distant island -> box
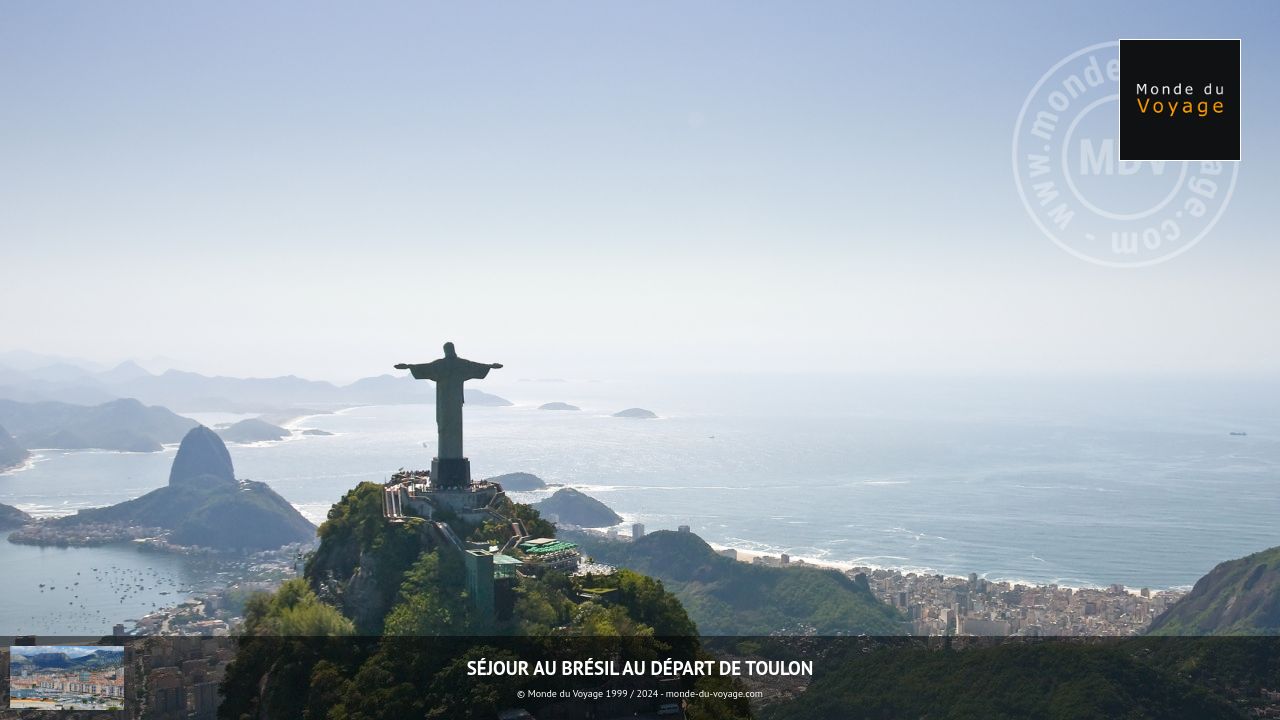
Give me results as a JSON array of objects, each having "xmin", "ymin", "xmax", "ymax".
[
  {"xmin": 301, "ymin": 428, "xmax": 334, "ymax": 436},
  {"xmin": 613, "ymin": 407, "xmax": 658, "ymax": 419},
  {"xmin": 0, "ymin": 502, "xmax": 31, "ymax": 530},
  {"xmin": 0, "ymin": 422, "xmax": 29, "ymax": 470},
  {"xmin": 8, "ymin": 426, "xmax": 315, "ymax": 552},
  {"xmin": 535, "ymin": 487, "xmax": 622, "ymax": 527},
  {"xmin": 538, "ymin": 401, "xmax": 581, "ymax": 411},
  {"xmin": 488, "ymin": 471, "xmax": 547, "ymax": 491},
  {"xmin": 0, "ymin": 397, "xmax": 195, "ymax": 452},
  {"xmin": 216, "ymin": 418, "xmax": 291, "ymax": 443}
]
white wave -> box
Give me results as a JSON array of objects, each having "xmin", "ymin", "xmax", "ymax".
[
  {"xmin": 13, "ymin": 502, "xmax": 96, "ymax": 518},
  {"xmin": 0, "ymin": 452, "xmax": 45, "ymax": 475}
]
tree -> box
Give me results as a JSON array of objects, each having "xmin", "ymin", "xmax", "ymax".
[
  {"xmin": 384, "ymin": 549, "xmax": 476, "ymax": 636},
  {"xmin": 424, "ymin": 647, "xmax": 524, "ymax": 720},
  {"xmin": 243, "ymin": 579, "xmax": 354, "ymax": 637}
]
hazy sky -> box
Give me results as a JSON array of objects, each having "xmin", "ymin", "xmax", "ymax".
[{"xmin": 2, "ymin": 2, "xmax": 1277, "ymax": 382}]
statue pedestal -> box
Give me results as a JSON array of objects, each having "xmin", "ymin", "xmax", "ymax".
[{"xmin": 431, "ymin": 457, "xmax": 471, "ymax": 489}]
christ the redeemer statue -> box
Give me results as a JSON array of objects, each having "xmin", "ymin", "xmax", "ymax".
[{"xmin": 395, "ymin": 342, "xmax": 502, "ymax": 488}]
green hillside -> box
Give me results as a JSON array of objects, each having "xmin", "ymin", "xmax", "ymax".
[
  {"xmin": 1148, "ymin": 545, "xmax": 1280, "ymax": 636},
  {"xmin": 222, "ymin": 481, "xmax": 752, "ymax": 720},
  {"xmin": 571, "ymin": 529, "xmax": 905, "ymax": 635},
  {"xmin": 534, "ymin": 487, "xmax": 622, "ymax": 527}
]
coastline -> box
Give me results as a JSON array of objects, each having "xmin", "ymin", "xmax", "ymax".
[
  {"xmin": 1, "ymin": 452, "xmax": 39, "ymax": 475},
  {"xmin": 4, "ymin": 446, "xmax": 1199, "ymax": 595},
  {"xmin": 591, "ymin": 517, "xmax": 1193, "ymax": 596},
  {"xmin": 703, "ymin": 539, "xmax": 1189, "ymax": 597},
  {"xmin": 0, "ymin": 402, "xmax": 1215, "ymax": 632},
  {"xmin": 262, "ymin": 403, "xmax": 376, "ymax": 437},
  {"xmin": 270, "ymin": 403, "xmax": 382, "ymax": 429},
  {"xmin": 269, "ymin": 408, "xmax": 339, "ymax": 431},
  {"xmin": 572, "ymin": 524, "xmax": 1186, "ymax": 635}
]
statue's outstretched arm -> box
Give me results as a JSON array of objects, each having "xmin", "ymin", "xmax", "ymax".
[
  {"xmin": 490, "ymin": 363, "xmax": 503, "ymax": 369},
  {"xmin": 394, "ymin": 363, "xmax": 411, "ymax": 370}
]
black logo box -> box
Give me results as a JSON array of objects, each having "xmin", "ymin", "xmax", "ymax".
[{"xmin": 1119, "ymin": 39, "xmax": 1241, "ymax": 161}]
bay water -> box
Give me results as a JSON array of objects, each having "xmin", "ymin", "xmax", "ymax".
[{"xmin": 2, "ymin": 373, "xmax": 1277, "ymax": 634}]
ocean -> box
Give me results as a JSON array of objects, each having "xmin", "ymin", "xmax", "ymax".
[{"xmin": 1, "ymin": 373, "xmax": 1277, "ymax": 634}]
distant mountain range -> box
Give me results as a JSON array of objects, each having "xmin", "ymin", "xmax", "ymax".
[
  {"xmin": 17, "ymin": 426, "xmax": 315, "ymax": 552},
  {"xmin": 0, "ymin": 354, "xmax": 511, "ymax": 413},
  {"xmin": 0, "ymin": 353, "xmax": 513, "ymax": 453},
  {"xmin": 0, "ymin": 398, "xmax": 196, "ymax": 452}
]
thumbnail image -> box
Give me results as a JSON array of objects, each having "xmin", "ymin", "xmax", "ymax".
[{"xmin": 8, "ymin": 645, "xmax": 125, "ymax": 711}]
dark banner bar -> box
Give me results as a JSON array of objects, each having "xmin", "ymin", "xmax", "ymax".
[{"xmin": 3, "ymin": 636, "xmax": 1279, "ymax": 719}]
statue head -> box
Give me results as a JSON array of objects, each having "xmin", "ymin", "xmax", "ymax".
[{"xmin": 443, "ymin": 342, "xmax": 457, "ymax": 358}]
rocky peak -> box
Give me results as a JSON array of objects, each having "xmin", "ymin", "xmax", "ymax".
[{"xmin": 168, "ymin": 425, "xmax": 236, "ymax": 488}]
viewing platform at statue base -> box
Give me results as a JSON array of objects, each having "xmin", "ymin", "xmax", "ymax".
[{"xmin": 382, "ymin": 467, "xmax": 506, "ymax": 525}]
